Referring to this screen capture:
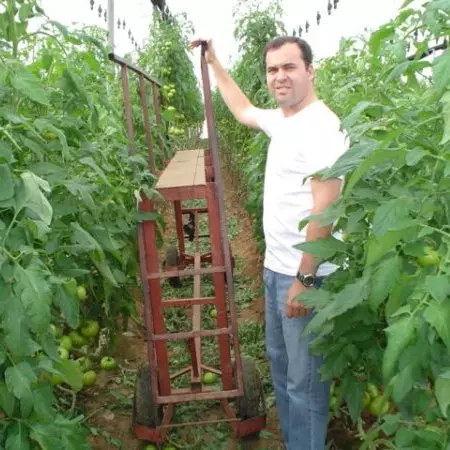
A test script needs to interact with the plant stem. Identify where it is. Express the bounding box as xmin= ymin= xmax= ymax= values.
xmin=6 ymin=0 xmax=18 ymax=58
